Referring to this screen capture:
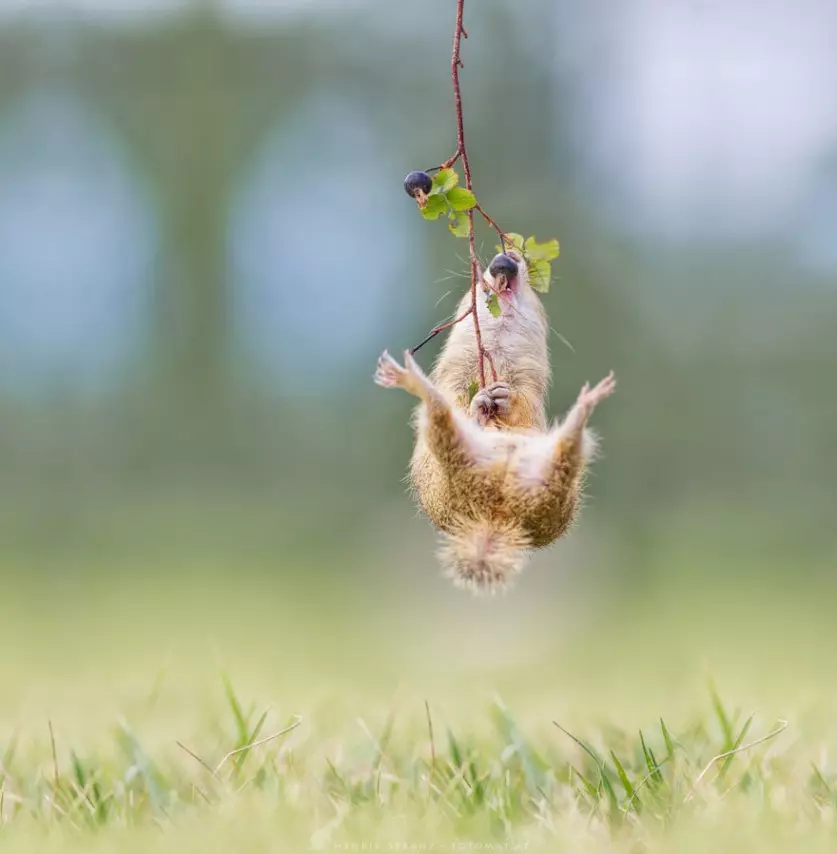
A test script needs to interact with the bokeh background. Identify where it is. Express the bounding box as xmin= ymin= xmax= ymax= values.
xmin=0 ymin=0 xmax=835 ymax=709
